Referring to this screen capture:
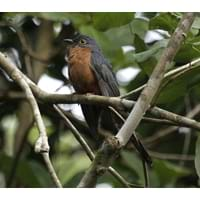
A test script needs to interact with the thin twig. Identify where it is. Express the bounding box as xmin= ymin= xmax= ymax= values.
xmin=149 ymin=151 xmax=194 ymax=161
xmin=179 ymin=96 xmax=192 ymax=166
xmin=142 ymin=160 xmax=149 ymax=188
xmin=144 ymin=104 xmax=200 ymax=146
xmin=53 ymin=105 xmax=133 ymax=188
xmin=0 ymin=52 xmax=62 ymax=188
xmin=121 ymin=55 xmax=200 ymax=99
xmin=53 ymin=105 xmax=94 ymax=160
xmin=42 ymin=153 xmax=62 ymax=187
